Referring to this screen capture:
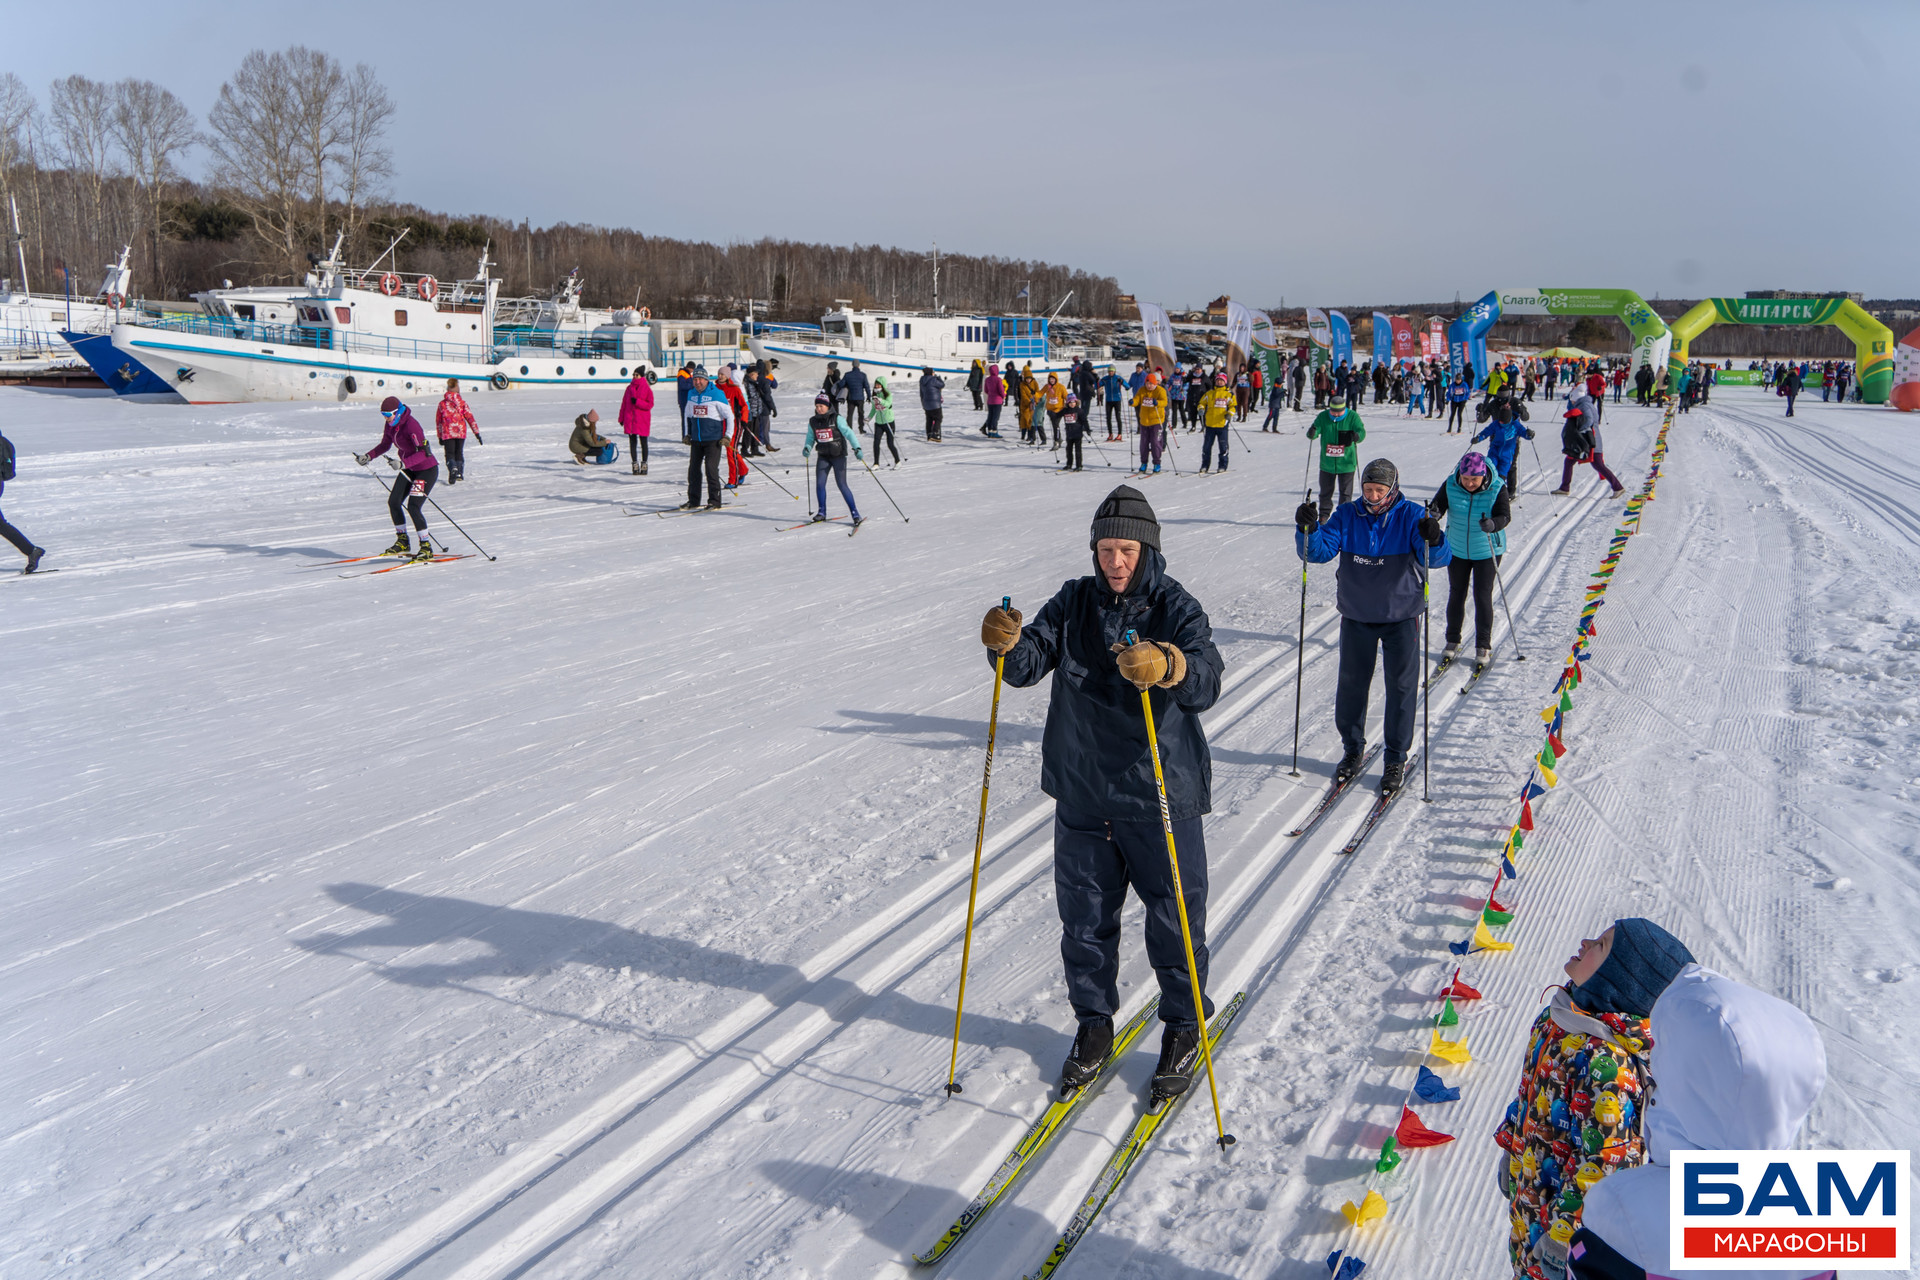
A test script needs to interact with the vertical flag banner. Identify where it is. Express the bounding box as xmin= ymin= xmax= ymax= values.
xmin=1250 ymin=308 xmax=1286 ymax=385
xmin=1224 ymin=300 xmax=1256 ymax=384
xmin=1424 ymin=316 xmax=1444 ymax=359
xmin=1307 ymin=307 xmax=1333 ymax=369
xmin=1138 ymin=301 xmax=1180 ymax=377
xmin=1371 ymin=312 xmax=1393 ymax=367
xmin=1391 ymin=316 xmax=1416 ymax=361
xmin=1329 ymin=311 xmax=1353 ymax=370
